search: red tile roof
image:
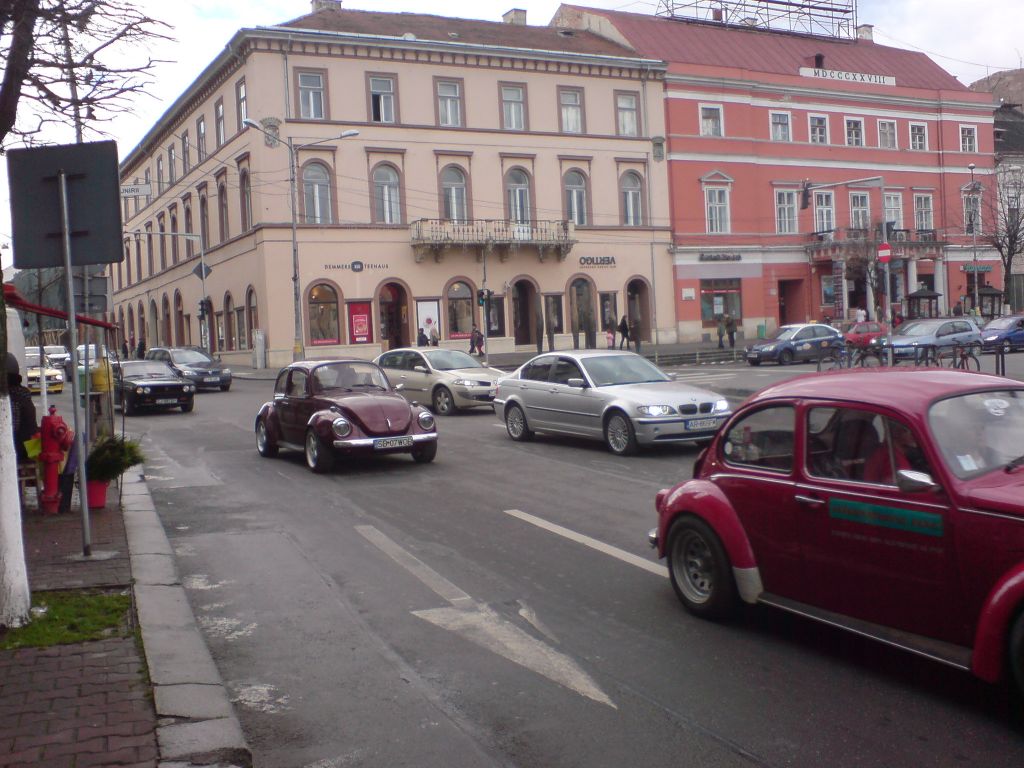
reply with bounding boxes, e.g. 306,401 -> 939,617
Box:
559,5 -> 966,92
279,6 -> 637,59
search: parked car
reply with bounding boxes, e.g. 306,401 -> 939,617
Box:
23,351 -> 64,394
254,359 -> 438,473
494,350 -> 731,455
981,314 -> 1024,354
883,317 -> 982,360
42,345 -> 70,370
745,323 -> 844,366
649,367 -> 1024,696
112,360 -> 195,415
374,347 -> 503,414
839,320 -> 889,348
145,346 -> 232,391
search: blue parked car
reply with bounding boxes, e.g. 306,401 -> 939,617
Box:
745,323 -> 844,366
885,317 -> 982,360
981,314 -> 1024,353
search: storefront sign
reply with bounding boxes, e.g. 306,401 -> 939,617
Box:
799,67 -> 896,86
699,253 -> 742,262
326,260 -> 389,272
578,256 -> 616,268
961,264 -> 993,272
347,301 -> 374,344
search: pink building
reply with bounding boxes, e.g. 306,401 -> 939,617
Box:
557,4 -> 1001,341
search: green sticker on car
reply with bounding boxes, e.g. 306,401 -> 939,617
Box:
829,498 -> 944,537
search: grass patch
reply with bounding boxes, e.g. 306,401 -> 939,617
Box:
0,590 -> 132,650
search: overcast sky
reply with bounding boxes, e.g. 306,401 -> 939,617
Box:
3,0 -> 1021,268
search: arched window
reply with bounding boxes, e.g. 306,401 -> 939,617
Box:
505,169 -> 531,224
621,171 -> 644,226
302,162 -> 332,224
564,170 -> 588,226
158,216 -> 167,270
372,165 -> 401,224
308,284 -> 340,345
183,205 -> 194,258
246,287 -> 258,350
127,305 -> 135,345
161,294 -> 172,346
174,291 -> 185,346
441,166 -> 467,222
217,181 -> 229,242
136,302 -> 146,348
446,281 -> 474,339
239,170 -> 252,231
199,194 -> 210,249
223,293 -> 235,351
170,212 -> 179,263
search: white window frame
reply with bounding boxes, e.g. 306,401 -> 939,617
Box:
963,192 -> 982,234
775,189 -> 797,234
808,114 -> 829,145
877,119 -> 897,150
909,122 -> 928,151
960,124 -> 978,153
845,117 -> 864,147
884,192 -> 904,230
370,76 -> 396,124
814,191 -> 834,233
302,163 -> 333,224
849,192 -> 870,229
564,170 -> 588,226
560,88 -> 583,134
621,172 -> 643,226
914,193 -> 934,231
704,186 -> 730,234
502,85 -> 525,131
373,165 -> 402,225
168,145 -> 177,184
298,72 -> 325,120
616,92 -> 639,137
438,81 -> 462,128
769,111 -> 792,142
699,103 -> 724,137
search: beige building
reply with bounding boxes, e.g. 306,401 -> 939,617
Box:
115,2 -> 671,368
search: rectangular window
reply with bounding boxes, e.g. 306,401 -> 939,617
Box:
559,88 -> 584,133
370,76 -> 396,124
236,79 -> 247,128
143,169 -> 152,205
914,194 -> 934,230
215,99 -> 225,147
501,84 -> 525,131
964,194 -> 981,234
700,105 -> 723,137
705,187 -> 730,234
197,117 -> 207,162
182,131 -> 191,173
168,145 -> 176,184
960,125 -> 977,153
770,112 -> 791,142
884,192 -> 903,230
845,118 -> 864,147
775,190 -> 797,234
616,92 -> 639,136
878,120 -> 897,149
437,80 -> 462,127
298,71 -> 326,119
156,157 -> 164,194
814,191 -> 834,232
809,115 -> 829,144
910,123 -> 928,151
850,192 -> 870,229
699,278 -> 742,323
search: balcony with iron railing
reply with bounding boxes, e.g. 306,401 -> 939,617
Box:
410,218 -> 576,262
806,225 -> 945,260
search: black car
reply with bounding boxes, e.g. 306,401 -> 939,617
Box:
145,346 -> 232,391
113,360 -> 196,415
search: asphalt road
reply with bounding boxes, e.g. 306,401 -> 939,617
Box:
109,362 -> 1024,768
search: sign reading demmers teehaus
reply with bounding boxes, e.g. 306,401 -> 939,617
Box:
798,67 -> 896,87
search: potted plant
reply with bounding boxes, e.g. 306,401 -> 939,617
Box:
84,435 -> 145,508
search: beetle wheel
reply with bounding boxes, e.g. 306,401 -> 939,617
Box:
256,419 -> 278,458
505,403 -> 534,442
305,428 -> 335,473
412,440 -> 437,463
1011,611 -> 1024,699
666,516 -> 738,619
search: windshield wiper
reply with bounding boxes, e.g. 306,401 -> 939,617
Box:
1005,454 -> 1024,473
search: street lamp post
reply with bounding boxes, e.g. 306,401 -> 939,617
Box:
243,119 -> 358,361
968,162 -> 980,314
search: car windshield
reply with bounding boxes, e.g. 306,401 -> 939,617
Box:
170,349 -> 214,365
928,389 -> 1024,479
767,327 -> 799,341
25,353 -> 44,367
580,354 -> 670,386
312,362 -> 390,392
984,317 -> 1018,331
76,345 -> 106,358
893,321 -> 936,338
423,349 -> 482,370
121,362 -> 175,379
44,346 -> 66,356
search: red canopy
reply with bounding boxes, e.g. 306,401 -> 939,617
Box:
4,282 -> 115,330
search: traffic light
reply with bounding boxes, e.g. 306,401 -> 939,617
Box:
197,299 -> 206,319
800,180 -> 813,210
477,288 -> 486,306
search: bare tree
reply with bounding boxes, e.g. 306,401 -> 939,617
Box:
0,0 -> 170,145
984,165 -> 1024,310
842,220 -> 890,320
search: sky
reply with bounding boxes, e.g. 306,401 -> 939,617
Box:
2,0 -> 1022,269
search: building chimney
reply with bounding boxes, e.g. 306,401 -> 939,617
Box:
856,24 -> 874,41
503,9 -> 527,25
312,0 -> 342,12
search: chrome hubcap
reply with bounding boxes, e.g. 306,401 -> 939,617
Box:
673,530 -> 713,604
607,416 -> 628,453
257,423 -> 267,452
305,432 -> 317,466
435,389 -> 452,414
507,407 -> 524,437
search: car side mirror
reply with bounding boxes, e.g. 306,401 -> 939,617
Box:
413,365 -> 428,373
395,383 -> 405,392
896,469 -> 938,494
567,377 -> 587,389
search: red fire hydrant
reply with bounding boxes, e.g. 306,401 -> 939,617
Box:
39,405 -> 73,515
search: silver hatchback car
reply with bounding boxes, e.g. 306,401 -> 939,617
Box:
494,350 -> 732,455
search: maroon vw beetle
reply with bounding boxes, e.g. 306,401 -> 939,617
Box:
649,368 -> 1024,694
255,359 -> 438,472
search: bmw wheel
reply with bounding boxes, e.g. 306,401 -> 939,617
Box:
505,403 -> 534,442
256,419 -> 278,458
604,410 -> 638,456
305,428 -> 336,473
432,386 -> 455,415
666,516 -> 738,619
124,394 -> 136,416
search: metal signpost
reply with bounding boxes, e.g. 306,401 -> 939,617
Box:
878,242 -> 894,365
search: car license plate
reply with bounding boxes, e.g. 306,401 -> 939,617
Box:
204,376 -> 219,382
685,418 -> 720,431
156,398 -> 177,405
374,436 -> 413,450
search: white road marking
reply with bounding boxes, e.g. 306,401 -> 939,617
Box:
504,509 -> 667,579
356,525 -> 615,708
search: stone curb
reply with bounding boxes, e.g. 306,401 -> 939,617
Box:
120,469 -> 252,768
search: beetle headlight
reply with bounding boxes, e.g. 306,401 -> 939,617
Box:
418,411 -> 435,430
713,399 -> 729,413
332,417 -> 352,438
637,405 -> 676,417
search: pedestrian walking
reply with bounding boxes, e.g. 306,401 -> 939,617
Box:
429,324 -> 440,346
631,317 -> 642,354
468,325 -> 479,354
121,340 -> 130,359
7,353 -> 37,463
725,313 -> 737,349
855,306 -> 867,323
417,328 -> 429,347
472,326 -> 485,356
605,326 -> 615,349
716,314 -> 725,349
618,315 -> 630,350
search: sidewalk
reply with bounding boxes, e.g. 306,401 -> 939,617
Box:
1,474 -> 250,767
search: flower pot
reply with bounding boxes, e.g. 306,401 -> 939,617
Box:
86,479 -> 110,509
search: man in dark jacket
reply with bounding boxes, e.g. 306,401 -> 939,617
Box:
7,353 -> 37,463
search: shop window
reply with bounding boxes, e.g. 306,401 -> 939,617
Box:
700,278 -> 742,324
447,281 -> 474,339
309,284 -> 340,345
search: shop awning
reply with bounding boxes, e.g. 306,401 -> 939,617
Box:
4,282 -> 115,330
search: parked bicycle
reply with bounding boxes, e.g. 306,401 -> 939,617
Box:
856,341 -> 941,368
937,341 -> 981,371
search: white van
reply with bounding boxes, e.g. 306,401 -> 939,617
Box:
5,307 -> 27,376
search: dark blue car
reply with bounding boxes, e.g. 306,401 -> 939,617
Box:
981,315 -> 1024,353
745,323 -> 844,366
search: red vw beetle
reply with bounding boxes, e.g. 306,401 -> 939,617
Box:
649,368 -> 1024,694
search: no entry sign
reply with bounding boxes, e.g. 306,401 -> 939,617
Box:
877,243 -> 892,264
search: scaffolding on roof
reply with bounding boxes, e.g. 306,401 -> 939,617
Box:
656,0 -> 858,40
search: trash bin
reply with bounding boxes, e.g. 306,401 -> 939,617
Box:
757,324 -> 766,339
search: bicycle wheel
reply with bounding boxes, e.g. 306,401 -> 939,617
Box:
858,351 -> 882,368
937,349 -> 957,368
962,352 -> 981,371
